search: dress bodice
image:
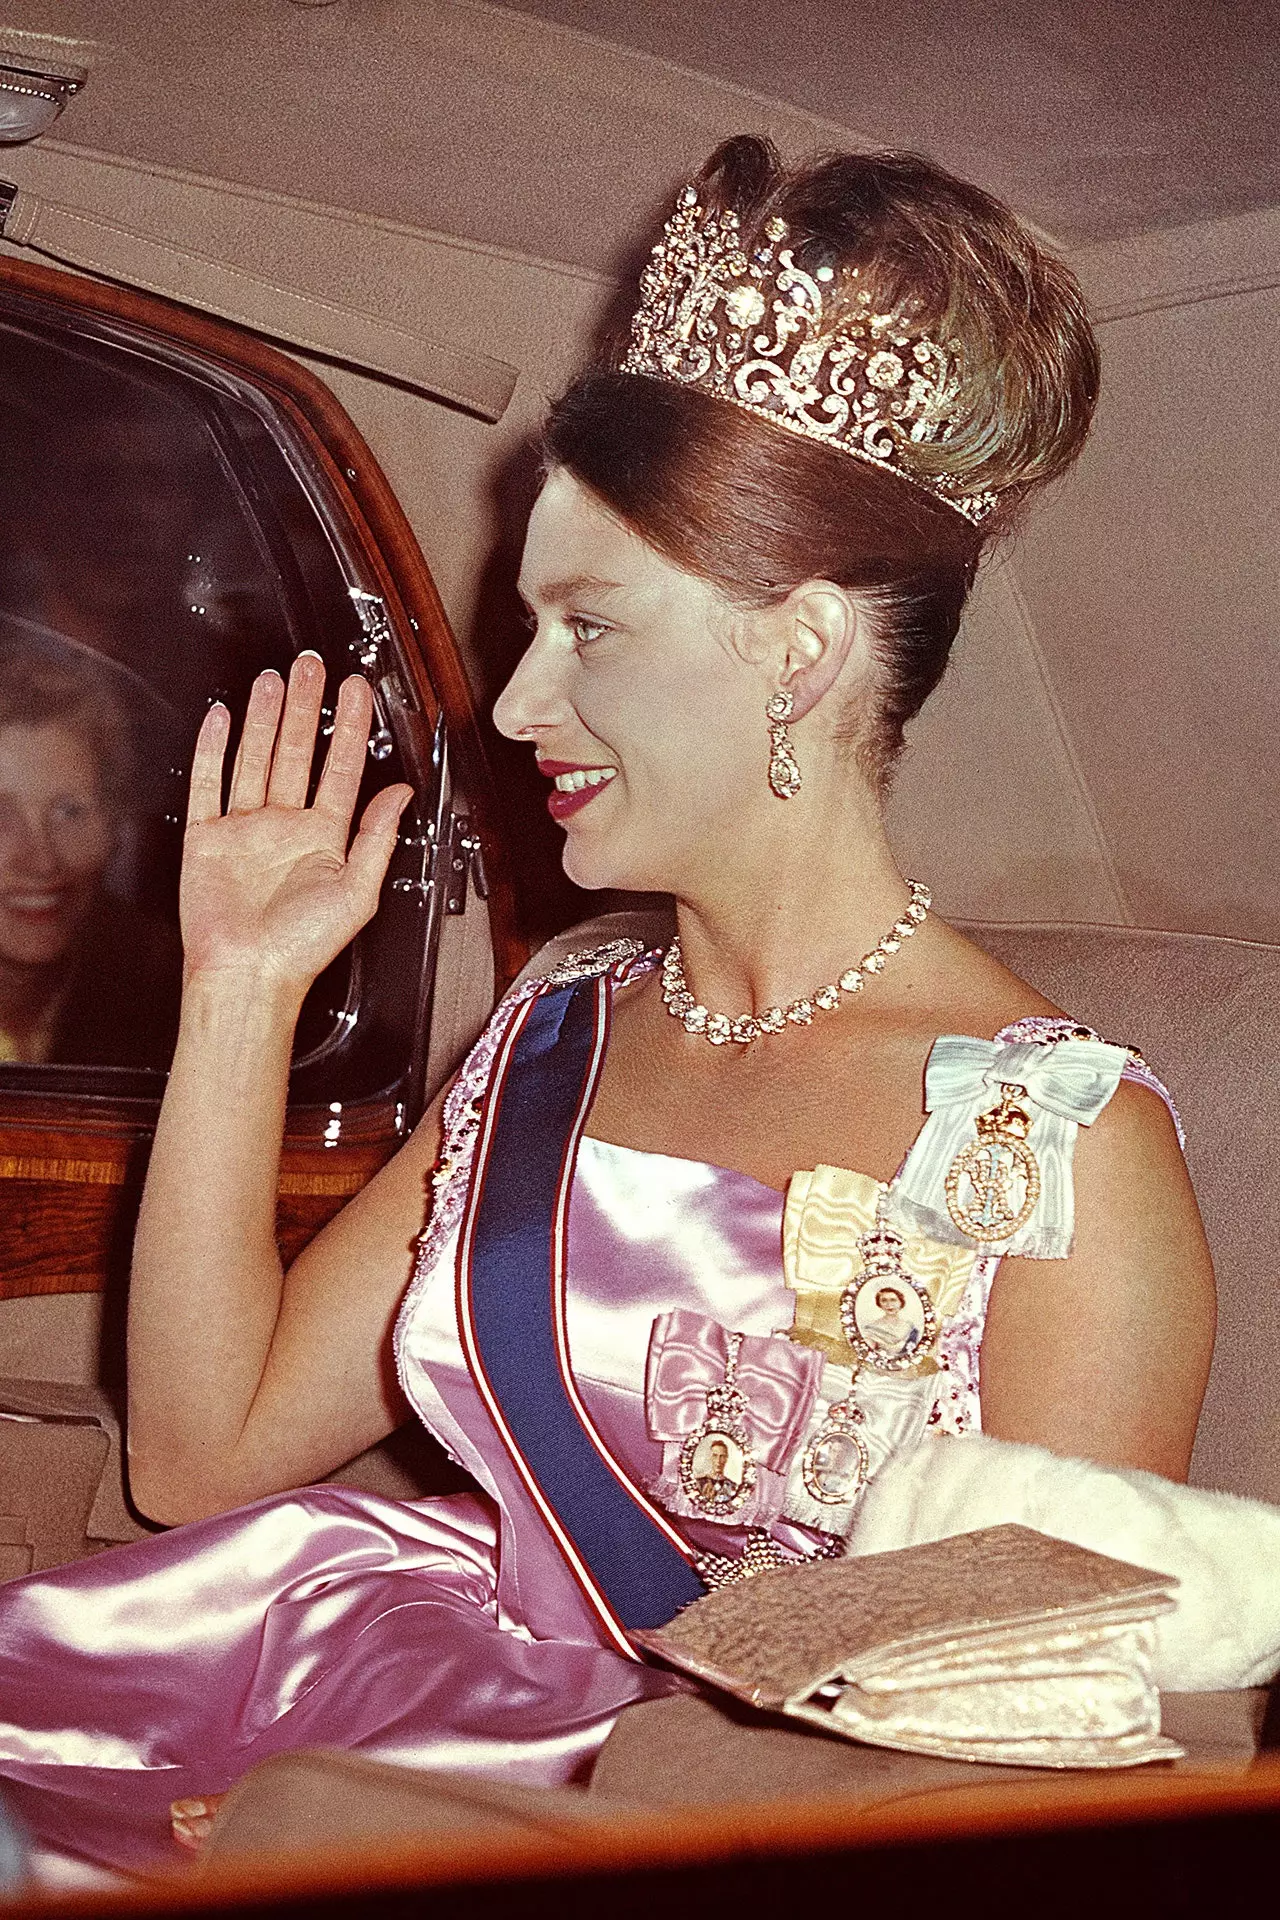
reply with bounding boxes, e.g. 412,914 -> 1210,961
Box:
394,1125 -> 990,1642
394,949 -> 1179,1644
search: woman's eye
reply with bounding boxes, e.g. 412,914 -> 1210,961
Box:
567,615 -> 609,649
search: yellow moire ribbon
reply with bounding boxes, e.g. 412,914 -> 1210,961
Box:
782,1165 -> 977,1369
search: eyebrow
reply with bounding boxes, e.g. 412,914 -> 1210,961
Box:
516,574 -> 626,608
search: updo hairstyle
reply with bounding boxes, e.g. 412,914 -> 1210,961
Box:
544,136 -> 1100,779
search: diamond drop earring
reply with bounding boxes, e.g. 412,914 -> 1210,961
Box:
766,689 -> 801,799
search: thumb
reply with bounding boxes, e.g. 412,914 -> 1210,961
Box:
344,784 -> 414,912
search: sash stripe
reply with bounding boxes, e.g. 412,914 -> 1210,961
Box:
455,996 -> 631,1655
459,975 -> 705,1643
547,983 -> 693,1560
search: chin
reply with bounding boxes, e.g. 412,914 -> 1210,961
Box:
559,827 -> 667,896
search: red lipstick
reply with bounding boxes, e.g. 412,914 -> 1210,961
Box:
538,760 -> 617,823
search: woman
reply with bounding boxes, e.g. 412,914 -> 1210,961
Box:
0,637 -> 181,1068
0,138 -> 1215,1873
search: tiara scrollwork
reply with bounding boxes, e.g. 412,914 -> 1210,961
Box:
621,185 -> 998,527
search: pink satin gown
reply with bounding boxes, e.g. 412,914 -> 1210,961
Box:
2,959 -> 1174,1874
0,1132 -> 852,1873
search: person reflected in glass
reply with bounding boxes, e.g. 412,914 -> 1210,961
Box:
0,641 -> 180,1066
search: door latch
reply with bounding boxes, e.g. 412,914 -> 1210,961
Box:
444,812 -> 487,915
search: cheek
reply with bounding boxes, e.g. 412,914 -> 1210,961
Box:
583,658 -> 758,796
55,818 -> 114,880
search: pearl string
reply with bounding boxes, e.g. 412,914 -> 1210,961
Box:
660,880 -> 932,1047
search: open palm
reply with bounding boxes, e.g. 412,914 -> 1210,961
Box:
181,654 -> 412,993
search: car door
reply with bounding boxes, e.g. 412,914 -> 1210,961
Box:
0,253 -> 518,1387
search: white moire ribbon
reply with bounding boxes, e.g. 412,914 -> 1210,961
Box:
894,1035 -> 1128,1260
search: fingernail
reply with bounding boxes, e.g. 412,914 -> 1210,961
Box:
295,649 -> 324,663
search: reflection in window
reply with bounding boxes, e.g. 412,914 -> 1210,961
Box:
0,289 -> 440,1112
0,629 -> 181,1067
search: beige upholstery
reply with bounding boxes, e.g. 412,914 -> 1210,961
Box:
199,1687 -> 1267,1866
0,1378 -> 147,1571
590,1690 -> 1267,1806
204,1748 -> 643,1868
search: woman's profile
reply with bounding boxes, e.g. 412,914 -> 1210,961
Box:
0,137 -> 1217,1875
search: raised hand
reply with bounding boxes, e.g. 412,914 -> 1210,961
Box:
180,653 -> 412,996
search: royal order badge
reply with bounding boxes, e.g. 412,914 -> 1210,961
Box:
838,1199 -> 938,1376
678,1330 -> 758,1520
800,1398 -> 869,1507
945,1082 -> 1042,1243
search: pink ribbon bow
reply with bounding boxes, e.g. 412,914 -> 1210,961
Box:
644,1310 -> 822,1527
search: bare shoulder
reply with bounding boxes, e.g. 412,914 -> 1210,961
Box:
982,1048 -> 1214,1479
912,918 -> 1066,1038
1074,1072 -> 1197,1220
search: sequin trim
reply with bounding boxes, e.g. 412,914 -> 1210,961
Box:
930,1252 -> 1000,1435
995,1016 -> 1185,1147
395,950 -> 662,1371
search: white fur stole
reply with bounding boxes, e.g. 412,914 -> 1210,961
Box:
848,1431 -> 1280,1692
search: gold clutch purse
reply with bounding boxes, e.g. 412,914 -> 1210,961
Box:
634,1525 -> 1183,1769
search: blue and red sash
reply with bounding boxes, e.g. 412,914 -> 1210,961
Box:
456,970 -> 704,1657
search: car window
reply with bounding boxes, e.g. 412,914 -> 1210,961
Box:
0,280 -> 448,1122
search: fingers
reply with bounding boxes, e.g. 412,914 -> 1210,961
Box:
266,652 -> 326,810
227,670 -> 285,814
192,662 -> 390,850
186,703 -> 230,827
313,674 -> 375,830
343,783 -> 414,916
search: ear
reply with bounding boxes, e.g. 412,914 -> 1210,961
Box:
776,582 -> 866,721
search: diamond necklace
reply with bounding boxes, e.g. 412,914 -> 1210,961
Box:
660,880 -> 932,1047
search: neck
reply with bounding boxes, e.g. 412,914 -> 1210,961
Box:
669,787 -> 922,1017
0,955 -> 69,1039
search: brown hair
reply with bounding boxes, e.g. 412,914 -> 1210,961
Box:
0,641 -> 132,808
545,136 -> 1100,776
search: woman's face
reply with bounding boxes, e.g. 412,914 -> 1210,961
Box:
0,721 -> 114,970
494,468 -> 767,895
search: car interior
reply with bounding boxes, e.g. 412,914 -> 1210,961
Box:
0,0 -> 1275,1910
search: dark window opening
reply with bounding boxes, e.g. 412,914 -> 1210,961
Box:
0,286 -> 445,1123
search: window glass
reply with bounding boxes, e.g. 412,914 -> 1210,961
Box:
0,289 -> 441,1116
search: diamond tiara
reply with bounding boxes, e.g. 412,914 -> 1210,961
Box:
620,185 -> 998,528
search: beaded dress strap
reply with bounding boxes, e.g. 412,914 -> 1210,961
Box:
995,1016 -> 1185,1148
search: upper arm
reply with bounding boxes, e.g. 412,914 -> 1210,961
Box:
978,1079 -> 1216,1480
223,1082 -> 450,1498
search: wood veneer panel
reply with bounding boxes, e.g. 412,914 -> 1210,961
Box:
0,1127 -> 400,1300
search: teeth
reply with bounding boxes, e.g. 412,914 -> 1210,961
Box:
7,894 -> 61,911
554,767 -> 616,793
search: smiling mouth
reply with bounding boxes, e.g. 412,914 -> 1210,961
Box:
538,761 -> 618,822
3,891 -> 70,917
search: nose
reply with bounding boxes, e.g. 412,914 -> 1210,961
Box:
492,627 -> 574,742
0,809 -> 62,882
